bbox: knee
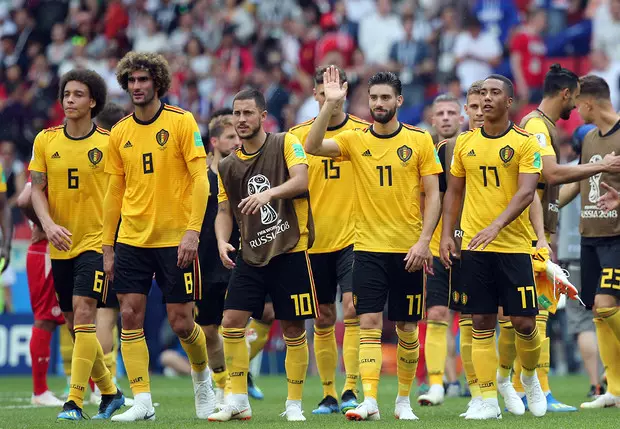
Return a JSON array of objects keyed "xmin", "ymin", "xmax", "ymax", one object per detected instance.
[
  {"xmin": 261, "ymin": 304, "xmax": 275, "ymax": 325},
  {"xmin": 343, "ymin": 298, "xmax": 357, "ymax": 320},
  {"xmin": 593, "ymin": 295, "xmax": 616, "ymax": 315},
  {"xmin": 395, "ymin": 321, "xmax": 417, "ymax": 332},
  {"xmin": 120, "ymin": 304, "xmax": 143, "ymax": 329},
  {"xmin": 222, "ymin": 310, "xmax": 249, "ymax": 329},
  {"xmin": 73, "ymin": 299, "xmax": 96, "ymax": 324},
  {"xmin": 281, "ymin": 321, "xmax": 305, "ymax": 339},
  {"xmin": 201, "ymin": 325, "xmax": 220, "ymax": 342},
  {"xmin": 33, "ymin": 319, "xmax": 57, "ymax": 332},
  {"xmin": 315, "ymin": 304, "xmax": 336, "ymax": 328},
  {"xmin": 426, "ymin": 305, "xmax": 449, "ymax": 322},
  {"xmin": 359, "ymin": 313, "xmax": 382, "ymax": 330},
  {"xmin": 168, "ymin": 310, "xmax": 194, "ymax": 338},
  {"xmin": 472, "ymin": 314, "xmax": 497, "ymax": 331},
  {"xmin": 512, "ymin": 316, "xmax": 536, "ymax": 335}
]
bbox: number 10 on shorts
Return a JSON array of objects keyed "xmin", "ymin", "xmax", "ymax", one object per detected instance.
[{"xmin": 291, "ymin": 293, "xmax": 313, "ymax": 316}]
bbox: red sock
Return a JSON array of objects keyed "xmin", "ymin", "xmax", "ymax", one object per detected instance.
[
  {"xmin": 30, "ymin": 327, "xmax": 52, "ymax": 396},
  {"xmin": 89, "ymin": 378, "xmax": 95, "ymax": 392}
]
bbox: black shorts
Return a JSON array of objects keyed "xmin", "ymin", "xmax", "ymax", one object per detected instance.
[
  {"xmin": 426, "ymin": 257, "xmax": 450, "ymax": 310},
  {"xmin": 113, "ymin": 243, "xmax": 201, "ymax": 304},
  {"xmin": 195, "ymin": 282, "xmax": 227, "ymax": 326},
  {"xmin": 51, "ymin": 251, "xmax": 109, "ymax": 313},
  {"xmin": 309, "ymin": 245, "xmax": 354, "ymax": 305},
  {"xmin": 580, "ymin": 236, "xmax": 620, "ymax": 309},
  {"xmin": 460, "ymin": 251, "xmax": 537, "ymax": 317},
  {"xmin": 448, "ymin": 259, "xmax": 466, "ymax": 312},
  {"xmin": 99, "ymin": 288, "xmax": 119, "ymax": 309},
  {"xmin": 352, "ymin": 251, "xmax": 425, "ymax": 322},
  {"xmin": 224, "ymin": 251, "xmax": 318, "ymax": 321}
]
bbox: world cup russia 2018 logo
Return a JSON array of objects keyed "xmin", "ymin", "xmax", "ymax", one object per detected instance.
[{"xmin": 247, "ymin": 174, "xmax": 278, "ymax": 225}]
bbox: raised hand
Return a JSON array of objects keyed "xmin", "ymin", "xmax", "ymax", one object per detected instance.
[{"xmin": 323, "ymin": 65, "xmax": 348, "ymax": 104}]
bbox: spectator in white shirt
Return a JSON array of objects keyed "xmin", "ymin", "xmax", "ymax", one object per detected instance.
[
  {"xmin": 358, "ymin": 0, "xmax": 404, "ymax": 65},
  {"xmin": 453, "ymin": 14, "xmax": 502, "ymax": 90},
  {"xmin": 133, "ymin": 14, "xmax": 168, "ymax": 53}
]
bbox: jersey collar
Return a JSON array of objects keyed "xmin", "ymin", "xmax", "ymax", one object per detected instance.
[
  {"xmin": 63, "ymin": 123, "xmax": 96, "ymax": 141},
  {"xmin": 535, "ymin": 108, "xmax": 556, "ymax": 127},
  {"xmin": 599, "ymin": 119, "xmax": 620, "ymax": 138},
  {"xmin": 370, "ymin": 122, "xmax": 402, "ymax": 139},
  {"xmin": 327, "ymin": 114, "xmax": 349, "ymax": 132},
  {"xmin": 481, "ymin": 121, "xmax": 513, "ymax": 139},
  {"xmin": 132, "ymin": 102, "xmax": 165, "ymax": 126}
]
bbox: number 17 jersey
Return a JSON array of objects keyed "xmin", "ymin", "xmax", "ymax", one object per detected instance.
[{"xmin": 333, "ymin": 123, "xmax": 442, "ymax": 253}]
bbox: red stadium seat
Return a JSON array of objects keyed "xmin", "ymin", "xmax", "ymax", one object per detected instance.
[
  {"xmin": 576, "ymin": 56, "xmax": 592, "ymax": 76},
  {"xmin": 542, "ymin": 57, "xmax": 578, "ymax": 74}
]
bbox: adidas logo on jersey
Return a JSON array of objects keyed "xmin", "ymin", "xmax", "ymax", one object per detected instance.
[
  {"xmin": 124, "ymin": 141, "xmax": 133, "ymax": 148},
  {"xmin": 362, "ymin": 149, "xmax": 372, "ymax": 156},
  {"xmin": 467, "ymin": 149, "xmax": 476, "ymax": 157},
  {"xmin": 51, "ymin": 152, "xmax": 60, "ymax": 159}
]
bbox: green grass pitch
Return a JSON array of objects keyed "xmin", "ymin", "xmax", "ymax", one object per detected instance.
[{"xmin": 0, "ymin": 375, "xmax": 616, "ymax": 428}]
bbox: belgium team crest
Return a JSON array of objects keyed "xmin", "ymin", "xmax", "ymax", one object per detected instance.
[
  {"xmin": 397, "ymin": 145, "xmax": 412, "ymax": 164},
  {"xmin": 499, "ymin": 145, "xmax": 514, "ymax": 163},
  {"xmin": 88, "ymin": 148, "xmax": 103, "ymax": 166},
  {"xmin": 156, "ymin": 129, "xmax": 169, "ymax": 147}
]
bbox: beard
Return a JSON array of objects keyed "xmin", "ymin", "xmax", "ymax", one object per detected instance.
[
  {"xmin": 370, "ymin": 107, "xmax": 396, "ymax": 124},
  {"xmin": 237, "ymin": 120, "xmax": 262, "ymax": 140},
  {"xmin": 559, "ymin": 106, "xmax": 574, "ymax": 121}
]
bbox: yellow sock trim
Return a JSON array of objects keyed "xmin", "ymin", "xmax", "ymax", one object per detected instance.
[
  {"xmin": 180, "ymin": 323, "xmax": 208, "ymax": 373},
  {"xmin": 424, "ymin": 321, "xmax": 448, "ymax": 386},
  {"xmin": 459, "ymin": 318, "xmax": 479, "ymax": 397},
  {"xmin": 396, "ymin": 327, "xmax": 419, "ymax": 397},
  {"xmin": 595, "ymin": 318, "xmax": 620, "ymax": 396},
  {"xmin": 497, "ymin": 320, "xmax": 516, "ymax": 379},
  {"xmin": 342, "ymin": 318, "xmax": 360, "ymax": 395},
  {"xmin": 472, "ymin": 328, "xmax": 498, "ymax": 400},
  {"xmin": 284, "ymin": 332, "xmax": 309, "ymax": 401},
  {"xmin": 515, "ymin": 326, "xmax": 541, "ymax": 377},
  {"xmin": 598, "ymin": 307, "xmax": 620, "ymax": 343},
  {"xmin": 222, "ymin": 328, "xmax": 248, "ymax": 395},
  {"xmin": 359, "ymin": 329, "xmax": 382, "ymax": 400},
  {"xmin": 68, "ymin": 325, "xmax": 98, "ymax": 408},
  {"xmin": 248, "ymin": 319, "xmax": 271, "ymax": 360},
  {"xmin": 314, "ymin": 325, "xmax": 338, "ymax": 399},
  {"xmin": 120, "ymin": 329, "xmax": 150, "ymax": 395}
]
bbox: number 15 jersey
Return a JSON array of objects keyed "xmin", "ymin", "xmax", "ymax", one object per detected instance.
[
  {"xmin": 451, "ymin": 124, "xmax": 541, "ymax": 254},
  {"xmin": 30, "ymin": 124, "xmax": 109, "ymax": 260},
  {"xmin": 333, "ymin": 123, "xmax": 442, "ymax": 253}
]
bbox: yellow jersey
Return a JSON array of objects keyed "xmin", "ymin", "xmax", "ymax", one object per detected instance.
[
  {"xmin": 218, "ymin": 132, "xmax": 310, "ymax": 252},
  {"xmin": 29, "ymin": 124, "xmax": 109, "ymax": 259},
  {"xmin": 0, "ymin": 163, "xmax": 6, "ymax": 193},
  {"xmin": 430, "ymin": 139, "xmax": 450, "ymax": 257},
  {"xmin": 289, "ymin": 114, "xmax": 369, "ymax": 253},
  {"xmin": 106, "ymin": 103, "xmax": 207, "ymax": 248},
  {"xmin": 522, "ymin": 115, "xmax": 556, "ymax": 243},
  {"xmin": 332, "ymin": 123, "xmax": 443, "ymax": 253},
  {"xmin": 451, "ymin": 123, "xmax": 541, "ymax": 254}
]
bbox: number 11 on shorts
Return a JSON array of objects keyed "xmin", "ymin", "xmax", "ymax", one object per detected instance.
[
  {"xmin": 406, "ymin": 294, "xmax": 422, "ymax": 316},
  {"xmin": 517, "ymin": 286, "xmax": 536, "ymax": 309}
]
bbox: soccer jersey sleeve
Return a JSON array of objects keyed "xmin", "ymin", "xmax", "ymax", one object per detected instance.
[
  {"xmin": 217, "ymin": 173, "xmax": 228, "ymax": 204},
  {"xmin": 523, "ymin": 117, "xmax": 556, "ymax": 158},
  {"xmin": 519, "ymin": 135, "xmax": 543, "ymax": 174},
  {"xmin": 283, "ymin": 133, "xmax": 309, "ymax": 169},
  {"xmin": 29, "ymin": 132, "xmax": 47, "ymax": 173},
  {"xmin": 180, "ymin": 112, "xmax": 207, "ymax": 162},
  {"xmin": 450, "ymin": 135, "xmax": 466, "ymax": 178},
  {"xmin": 419, "ymin": 132, "xmax": 443, "ymax": 176},
  {"xmin": 332, "ymin": 129, "xmax": 356, "ymax": 161},
  {"xmin": 105, "ymin": 128, "xmax": 124, "ymax": 175}
]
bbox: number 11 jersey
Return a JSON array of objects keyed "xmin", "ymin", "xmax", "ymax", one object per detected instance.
[{"xmin": 333, "ymin": 123, "xmax": 442, "ymax": 253}]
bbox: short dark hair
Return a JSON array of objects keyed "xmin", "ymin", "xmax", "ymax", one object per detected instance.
[
  {"xmin": 209, "ymin": 108, "xmax": 233, "ymax": 121},
  {"xmin": 368, "ymin": 71, "xmax": 402, "ymax": 96},
  {"xmin": 233, "ymin": 88, "xmax": 267, "ymax": 112},
  {"xmin": 485, "ymin": 74, "xmax": 514, "ymax": 98},
  {"xmin": 579, "ymin": 75, "xmax": 611, "ymax": 100},
  {"xmin": 96, "ymin": 103, "xmax": 126, "ymax": 131},
  {"xmin": 116, "ymin": 51, "xmax": 171, "ymax": 98},
  {"xmin": 433, "ymin": 94, "xmax": 461, "ymax": 109},
  {"xmin": 542, "ymin": 63, "xmax": 579, "ymax": 97},
  {"xmin": 58, "ymin": 69, "xmax": 107, "ymax": 118},
  {"xmin": 314, "ymin": 65, "xmax": 347, "ymax": 86}
]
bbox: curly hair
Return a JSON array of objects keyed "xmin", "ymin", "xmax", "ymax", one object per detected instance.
[
  {"xmin": 116, "ymin": 52, "xmax": 171, "ymax": 98},
  {"xmin": 58, "ymin": 69, "xmax": 108, "ymax": 118}
]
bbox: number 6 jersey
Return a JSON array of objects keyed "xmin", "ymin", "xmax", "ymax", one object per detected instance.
[
  {"xmin": 451, "ymin": 123, "xmax": 541, "ymax": 254},
  {"xmin": 106, "ymin": 103, "xmax": 206, "ymax": 248},
  {"xmin": 332, "ymin": 123, "xmax": 442, "ymax": 253},
  {"xmin": 29, "ymin": 124, "xmax": 110, "ymax": 259}
]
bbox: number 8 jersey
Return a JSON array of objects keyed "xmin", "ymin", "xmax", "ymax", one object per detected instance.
[
  {"xmin": 451, "ymin": 124, "xmax": 541, "ymax": 254},
  {"xmin": 332, "ymin": 123, "xmax": 442, "ymax": 253},
  {"xmin": 30, "ymin": 124, "xmax": 110, "ymax": 259},
  {"xmin": 106, "ymin": 103, "xmax": 206, "ymax": 248}
]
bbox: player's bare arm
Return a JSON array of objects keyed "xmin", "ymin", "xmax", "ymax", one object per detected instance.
[
  {"xmin": 529, "ymin": 192, "xmax": 551, "ymax": 254},
  {"xmin": 468, "ymin": 172, "xmax": 539, "ymax": 251},
  {"xmin": 102, "ymin": 174, "xmax": 126, "ymax": 282},
  {"xmin": 0, "ymin": 189, "xmax": 12, "ymax": 272},
  {"xmin": 31, "ymin": 171, "xmax": 72, "ymax": 252},
  {"xmin": 17, "ymin": 183, "xmax": 42, "ymax": 228},
  {"xmin": 558, "ymin": 181, "xmax": 580, "ymax": 208},
  {"xmin": 542, "ymin": 152, "xmax": 620, "ymax": 185},
  {"xmin": 178, "ymin": 156, "xmax": 209, "ymax": 269},
  {"xmin": 597, "ymin": 182, "xmax": 620, "ymax": 212},
  {"xmin": 239, "ymin": 163, "xmax": 309, "ymax": 215},
  {"xmin": 439, "ymin": 174, "xmax": 465, "ymax": 268},
  {"xmin": 304, "ymin": 66, "xmax": 345, "ymax": 158},
  {"xmin": 215, "ymin": 200, "xmax": 235, "ymax": 269},
  {"xmin": 405, "ymin": 174, "xmax": 441, "ymax": 273}
]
